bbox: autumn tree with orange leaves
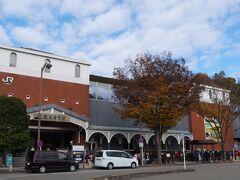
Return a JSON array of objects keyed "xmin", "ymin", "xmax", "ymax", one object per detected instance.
[
  {"xmin": 112, "ymin": 53, "xmax": 202, "ymax": 164},
  {"xmin": 196, "ymin": 71, "xmax": 240, "ymax": 160}
]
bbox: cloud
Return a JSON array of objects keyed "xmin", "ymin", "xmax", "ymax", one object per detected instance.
[
  {"xmin": 11, "ymin": 24, "xmax": 50, "ymax": 47},
  {"xmin": 80, "ymin": 5, "xmax": 131, "ymax": 36},
  {"xmin": 0, "ymin": 26, "xmax": 11, "ymax": 44},
  {"xmin": 0, "ymin": 0, "xmax": 239, "ymax": 78},
  {"xmin": 61, "ymin": 0, "xmax": 114, "ymax": 18},
  {"xmin": 0, "ymin": 0, "xmax": 60, "ymax": 24},
  {"xmin": 186, "ymin": 57, "xmax": 199, "ymax": 72}
]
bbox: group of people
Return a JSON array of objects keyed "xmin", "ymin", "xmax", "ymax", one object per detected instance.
[
  {"xmin": 85, "ymin": 153, "xmax": 95, "ymax": 167},
  {"xmin": 133, "ymin": 149, "xmax": 240, "ymax": 165}
]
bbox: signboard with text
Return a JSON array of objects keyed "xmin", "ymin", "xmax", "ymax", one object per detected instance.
[{"xmin": 33, "ymin": 113, "xmax": 69, "ymax": 122}]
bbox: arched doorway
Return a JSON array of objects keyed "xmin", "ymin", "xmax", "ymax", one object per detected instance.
[
  {"xmin": 130, "ymin": 134, "xmax": 146, "ymax": 154},
  {"xmin": 110, "ymin": 133, "xmax": 128, "ymax": 150},
  {"xmin": 148, "ymin": 135, "xmax": 164, "ymax": 151},
  {"xmin": 180, "ymin": 136, "xmax": 191, "ymax": 151},
  {"xmin": 88, "ymin": 132, "xmax": 108, "ymax": 152},
  {"xmin": 165, "ymin": 136, "xmax": 178, "ymax": 151}
]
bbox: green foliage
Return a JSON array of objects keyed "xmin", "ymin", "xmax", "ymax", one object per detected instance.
[{"xmin": 0, "ymin": 96, "xmax": 30, "ymax": 154}]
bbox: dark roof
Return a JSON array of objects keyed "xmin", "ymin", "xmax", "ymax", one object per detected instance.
[
  {"xmin": 90, "ymin": 74, "xmax": 116, "ymax": 84},
  {"xmin": 27, "ymin": 104, "xmax": 89, "ymax": 122},
  {"xmin": 189, "ymin": 140, "xmax": 217, "ymax": 145}
]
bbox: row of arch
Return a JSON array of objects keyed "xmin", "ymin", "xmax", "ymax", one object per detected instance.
[
  {"xmin": 9, "ymin": 52, "xmax": 81, "ymax": 78},
  {"xmin": 86, "ymin": 132, "xmax": 191, "ymax": 152}
]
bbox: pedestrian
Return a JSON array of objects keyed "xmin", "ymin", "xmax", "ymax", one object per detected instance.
[
  {"xmin": 194, "ymin": 150, "xmax": 199, "ymax": 163},
  {"xmin": 166, "ymin": 152, "xmax": 171, "ymax": 164}
]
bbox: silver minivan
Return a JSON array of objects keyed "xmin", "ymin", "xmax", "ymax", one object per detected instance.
[{"xmin": 94, "ymin": 150, "xmax": 138, "ymax": 170}]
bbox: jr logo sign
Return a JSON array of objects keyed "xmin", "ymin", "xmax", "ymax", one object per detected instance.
[{"xmin": 2, "ymin": 76, "xmax": 14, "ymax": 85}]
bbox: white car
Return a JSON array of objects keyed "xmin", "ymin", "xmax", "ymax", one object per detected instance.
[{"xmin": 94, "ymin": 150, "xmax": 138, "ymax": 170}]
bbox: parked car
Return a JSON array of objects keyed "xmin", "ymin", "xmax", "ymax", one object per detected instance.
[
  {"xmin": 25, "ymin": 151, "xmax": 79, "ymax": 173},
  {"xmin": 94, "ymin": 150, "xmax": 138, "ymax": 170}
]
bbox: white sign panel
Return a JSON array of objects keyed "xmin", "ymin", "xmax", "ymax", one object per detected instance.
[{"xmin": 72, "ymin": 145, "xmax": 84, "ymax": 151}]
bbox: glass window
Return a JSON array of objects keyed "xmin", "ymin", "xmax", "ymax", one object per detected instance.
[
  {"xmin": 75, "ymin": 65, "xmax": 80, "ymax": 78},
  {"xmin": 209, "ymin": 89, "xmax": 212, "ymax": 99},
  {"xmin": 58, "ymin": 152, "xmax": 68, "ymax": 160},
  {"xmin": 89, "ymin": 81, "xmax": 114, "ymax": 101},
  {"xmin": 47, "ymin": 152, "xmax": 58, "ymax": 159},
  {"xmin": 44, "ymin": 59, "xmax": 51, "ymax": 73},
  {"xmin": 89, "ymin": 82, "xmax": 97, "ymax": 99},
  {"xmin": 95, "ymin": 151, "xmax": 103, "ymax": 157},
  {"xmin": 9, "ymin": 52, "xmax": 17, "ymax": 67},
  {"xmin": 121, "ymin": 152, "xmax": 130, "ymax": 158},
  {"xmin": 106, "ymin": 151, "xmax": 122, "ymax": 157},
  {"xmin": 222, "ymin": 92, "xmax": 225, "ymax": 101}
]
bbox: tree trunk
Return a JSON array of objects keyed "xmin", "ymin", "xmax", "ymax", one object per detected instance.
[
  {"xmin": 221, "ymin": 140, "xmax": 226, "ymax": 161},
  {"xmin": 155, "ymin": 129, "xmax": 163, "ymax": 165}
]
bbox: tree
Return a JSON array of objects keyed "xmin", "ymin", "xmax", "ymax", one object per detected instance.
[
  {"xmin": 0, "ymin": 96, "xmax": 30, "ymax": 154},
  {"xmin": 197, "ymin": 71, "xmax": 240, "ymax": 160},
  {"xmin": 112, "ymin": 53, "xmax": 202, "ymax": 164}
]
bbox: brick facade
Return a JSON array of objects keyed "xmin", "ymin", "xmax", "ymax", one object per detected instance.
[
  {"xmin": 190, "ymin": 110, "xmax": 234, "ymax": 151},
  {"xmin": 0, "ymin": 72, "xmax": 89, "ymax": 116}
]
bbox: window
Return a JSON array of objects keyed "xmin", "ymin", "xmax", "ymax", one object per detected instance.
[
  {"xmin": 121, "ymin": 152, "xmax": 130, "ymax": 158},
  {"xmin": 47, "ymin": 152, "xmax": 58, "ymax": 160},
  {"xmin": 95, "ymin": 151, "xmax": 103, "ymax": 157},
  {"xmin": 222, "ymin": 92, "xmax": 226, "ymax": 102},
  {"xmin": 106, "ymin": 151, "xmax": 122, "ymax": 157},
  {"xmin": 9, "ymin": 52, "xmax": 17, "ymax": 67},
  {"xmin": 58, "ymin": 153, "xmax": 68, "ymax": 160},
  {"xmin": 75, "ymin": 65, "xmax": 80, "ymax": 78},
  {"xmin": 75, "ymin": 99, "xmax": 80, "ymax": 104},
  {"xmin": 209, "ymin": 89, "xmax": 212, "ymax": 99},
  {"xmin": 44, "ymin": 59, "xmax": 51, "ymax": 73}
]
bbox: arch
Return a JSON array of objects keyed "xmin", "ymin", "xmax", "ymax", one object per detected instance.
[
  {"xmin": 129, "ymin": 134, "xmax": 147, "ymax": 153},
  {"xmin": 75, "ymin": 64, "xmax": 80, "ymax": 78},
  {"xmin": 88, "ymin": 132, "xmax": 108, "ymax": 152},
  {"xmin": 109, "ymin": 133, "xmax": 128, "ymax": 150},
  {"xmin": 147, "ymin": 134, "xmax": 155, "ymax": 144},
  {"xmin": 165, "ymin": 136, "xmax": 179, "ymax": 151},
  {"xmin": 44, "ymin": 59, "xmax": 51, "ymax": 73},
  {"xmin": 129, "ymin": 133, "xmax": 147, "ymax": 143},
  {"xmin": 9, "ymin": 52, "xmax": 17, "ymax": 67},
  {"xmin": 180, "ymin": 136, "xmax": 191, "ymax": 151},
  {"xmin": 109, "ymin": 133, "xmax": 128, "ymax": 142}
]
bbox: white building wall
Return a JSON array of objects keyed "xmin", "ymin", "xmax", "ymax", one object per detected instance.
[
  {"xmin": 0, "ymin": 45, "xmax": 91, "ymax": 85},
  {"xmin": 200, "ymin": 85, "xmax": 230, "ymax": 104}
]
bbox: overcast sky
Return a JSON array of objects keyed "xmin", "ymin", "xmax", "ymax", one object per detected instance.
[{"xmin": 0, "ymin": 0, "xmax": 239, "ymax": 79}]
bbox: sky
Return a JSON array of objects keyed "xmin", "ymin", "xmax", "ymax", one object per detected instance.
[{"xmin": 0, "ymin": 0, "xmax": 240, "ymax": 79}]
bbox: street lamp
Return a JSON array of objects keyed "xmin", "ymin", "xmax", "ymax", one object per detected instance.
[
  {"xmin": 138, "ymin": 119, "xmax": 144, "ymax": 166},
  {"xmin": 37, "ymin": 62, "xmax": 52, "ymax": 151},
  {"xmin": 181, "ymin": 134, "xmax": 186, "ymax": 170}
]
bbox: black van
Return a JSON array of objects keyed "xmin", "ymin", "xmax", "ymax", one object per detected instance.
[{"xmin": 25, "ymin": 151, "xmax": 79, "ymax": 173}]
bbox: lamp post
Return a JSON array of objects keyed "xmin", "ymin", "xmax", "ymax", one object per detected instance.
[
  {"xmin": 181, "ymin": 133, "xmax": 186, "ymax": 170},
  {"xmin": 37, "ymin": 62, "xmax": 52, "ymax": 151},
  {"xmin": 138, "ymin": 119, "xmax": 144, "ymax": 166}
]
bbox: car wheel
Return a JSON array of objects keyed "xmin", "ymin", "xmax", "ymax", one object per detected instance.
[
  {"xmin": 107, "ymin": 163, "xmax": 114, "ymax": 170},
  {"xmin": 69, "ymin": 165, "xmax": 76, "ymax": 172},
  {"xmin": 131, "ymin": 162, "xmax": 136, "ymax": 169},
  {"xmin": 39, "ymin": 166, "xmax": 46, "ymax": 173}
]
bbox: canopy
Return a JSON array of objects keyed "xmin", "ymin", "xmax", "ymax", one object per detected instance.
[{"xmin": 189, "ymin": 140, "xmax": 217, "ymax": 145}]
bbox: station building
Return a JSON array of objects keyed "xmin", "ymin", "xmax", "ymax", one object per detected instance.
[{"xmin": 0, "ymin": 44, "xmax": 235, "ymax": 154}]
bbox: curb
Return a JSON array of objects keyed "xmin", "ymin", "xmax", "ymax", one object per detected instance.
[{"xmin": 92, "ymin": 168, "xmax": 195, "ymax": 180}]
